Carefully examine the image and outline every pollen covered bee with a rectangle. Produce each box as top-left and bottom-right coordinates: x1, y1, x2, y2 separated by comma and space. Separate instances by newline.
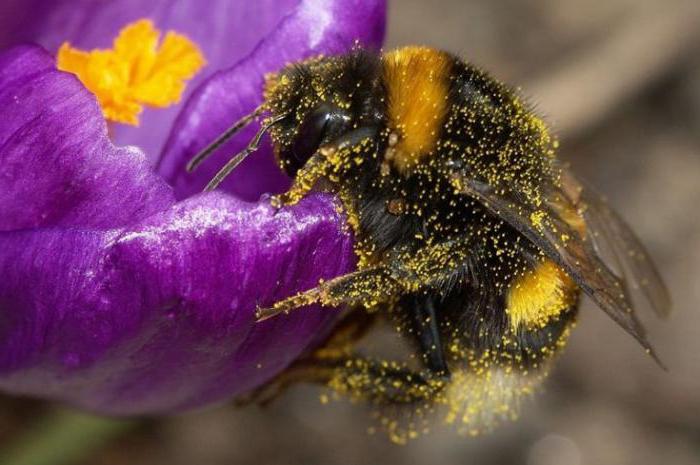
188, 46, 670, 441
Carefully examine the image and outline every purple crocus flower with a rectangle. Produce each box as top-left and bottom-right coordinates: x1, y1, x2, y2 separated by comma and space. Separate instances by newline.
0, 0, 386, 415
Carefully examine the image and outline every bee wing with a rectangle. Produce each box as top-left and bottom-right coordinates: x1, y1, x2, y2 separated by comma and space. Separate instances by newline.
577, 184, 671, 318
457, 174, 664, 365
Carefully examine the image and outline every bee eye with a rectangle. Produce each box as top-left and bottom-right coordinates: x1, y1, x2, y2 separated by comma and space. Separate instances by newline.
287, 103, 351, 173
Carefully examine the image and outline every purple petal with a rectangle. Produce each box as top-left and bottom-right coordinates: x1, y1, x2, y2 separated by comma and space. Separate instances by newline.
1, 0, 302, 161
0, 45, 357, 413
157, 0, 387, 201
0, 0, 382, 411
0, 45, 173, 231
0, 193, 355, 414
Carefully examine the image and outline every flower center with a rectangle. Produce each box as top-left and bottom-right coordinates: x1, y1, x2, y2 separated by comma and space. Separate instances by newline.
57, 19, 206, 126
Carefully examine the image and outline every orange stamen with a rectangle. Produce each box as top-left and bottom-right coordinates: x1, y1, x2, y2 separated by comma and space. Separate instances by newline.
57, 19, 206, 126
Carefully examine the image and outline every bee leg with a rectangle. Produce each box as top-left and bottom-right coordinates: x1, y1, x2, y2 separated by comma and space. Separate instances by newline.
240, 356, 447, 406
258, 236, 475, 321
234, 361, 338, 406
254, 303, 451, 407
272, 126, 379, 208
271, 150, 331, 208
236, 357, 445, 407
327, 357, 447, 405
312, 307, 378, 360
404, 293, 450, 376
256, 266, 400, 321
237, 310, 377, 406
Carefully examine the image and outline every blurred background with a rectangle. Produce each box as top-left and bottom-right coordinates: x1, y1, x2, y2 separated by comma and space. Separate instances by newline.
1, 0, 699, 464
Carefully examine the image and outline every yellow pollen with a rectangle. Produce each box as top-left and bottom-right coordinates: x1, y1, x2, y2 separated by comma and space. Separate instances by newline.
506, 260, 576, 330
57, 19, 206, 125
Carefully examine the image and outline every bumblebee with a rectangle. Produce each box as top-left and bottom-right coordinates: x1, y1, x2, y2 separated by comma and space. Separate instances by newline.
188, 46, 670, 441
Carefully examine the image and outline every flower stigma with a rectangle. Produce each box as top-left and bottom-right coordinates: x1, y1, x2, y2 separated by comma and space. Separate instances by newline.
57, 19, 206, 125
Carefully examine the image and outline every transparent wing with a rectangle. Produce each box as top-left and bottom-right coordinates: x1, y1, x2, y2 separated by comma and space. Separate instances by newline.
578, 184, 671, 318
455, 172, 666, 365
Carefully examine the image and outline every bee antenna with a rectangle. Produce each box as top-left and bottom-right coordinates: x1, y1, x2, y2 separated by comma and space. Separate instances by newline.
204, 114, 287, 191
186, 104, 267, 173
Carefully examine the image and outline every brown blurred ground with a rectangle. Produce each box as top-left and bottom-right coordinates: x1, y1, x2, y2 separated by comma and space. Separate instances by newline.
3, 1, 700, 464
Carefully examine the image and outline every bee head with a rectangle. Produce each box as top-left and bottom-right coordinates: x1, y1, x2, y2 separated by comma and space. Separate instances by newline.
264, 50, 384, 176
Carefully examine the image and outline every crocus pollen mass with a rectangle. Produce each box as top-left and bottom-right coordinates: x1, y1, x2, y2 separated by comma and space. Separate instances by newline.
57, 19, 206, 126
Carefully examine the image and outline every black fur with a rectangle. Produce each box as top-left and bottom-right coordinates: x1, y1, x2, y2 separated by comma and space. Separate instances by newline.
268, 48, 577, 377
